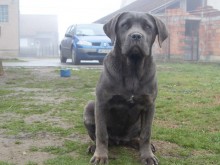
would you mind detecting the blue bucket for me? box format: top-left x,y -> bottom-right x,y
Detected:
60,69 -> 71,77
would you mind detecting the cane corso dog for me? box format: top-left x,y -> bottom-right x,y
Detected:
84,12 -> 168,165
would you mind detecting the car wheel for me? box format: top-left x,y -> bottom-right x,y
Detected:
99,60 -> 103,65
60,49 -> 67,63
72,49 -> 80,65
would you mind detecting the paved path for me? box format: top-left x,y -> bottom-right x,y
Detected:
2,58 -> 103,69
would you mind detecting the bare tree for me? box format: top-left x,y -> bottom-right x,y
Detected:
0,60 -> 4,76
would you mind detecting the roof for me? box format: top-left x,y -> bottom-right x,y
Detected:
95,0 -> 177,23
190,6 -> 220,17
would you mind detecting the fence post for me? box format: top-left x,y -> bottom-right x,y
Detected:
0,60 -> 4,76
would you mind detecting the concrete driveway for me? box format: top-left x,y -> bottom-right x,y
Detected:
2,57 -> 103,69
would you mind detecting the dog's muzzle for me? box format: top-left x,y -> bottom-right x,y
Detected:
130,32 -> 143,41
122,32 -> 148,58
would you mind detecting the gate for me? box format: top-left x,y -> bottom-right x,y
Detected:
184,19 -> 200,61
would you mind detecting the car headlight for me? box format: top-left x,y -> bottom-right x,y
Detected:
77,40 -> 92,46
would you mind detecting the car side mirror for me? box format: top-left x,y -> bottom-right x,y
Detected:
65,33 -> 73,38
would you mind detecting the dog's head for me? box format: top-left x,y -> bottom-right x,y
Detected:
103,12 -> 168,59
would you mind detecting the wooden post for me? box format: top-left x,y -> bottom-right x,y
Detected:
0,60 -> 4,76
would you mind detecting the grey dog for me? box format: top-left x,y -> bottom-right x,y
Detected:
84,12 -> 168,165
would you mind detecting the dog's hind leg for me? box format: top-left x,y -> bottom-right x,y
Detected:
84,101 -> 96,141
83,101 -> 96,154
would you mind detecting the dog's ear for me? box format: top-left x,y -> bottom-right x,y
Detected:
151,15 -> 168,47
103,12 -> 127,43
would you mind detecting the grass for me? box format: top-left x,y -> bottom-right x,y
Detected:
0,62 -> 220,164
1,58 -> 26,62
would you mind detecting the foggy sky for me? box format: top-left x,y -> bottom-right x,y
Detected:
19,0 -> 220,40
19,0 -> 121,39
208,0 -> 220,9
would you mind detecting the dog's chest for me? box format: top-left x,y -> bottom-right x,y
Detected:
106,94 -> 151,128
108,94 -> 150,112
122,76 -> 140,93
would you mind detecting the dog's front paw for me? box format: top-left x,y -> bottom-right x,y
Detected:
90,152 -> 108,165
141,154 -> 158,165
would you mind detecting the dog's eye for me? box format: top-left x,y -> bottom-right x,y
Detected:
122,23 -> 130,29
143,24 -> 151,30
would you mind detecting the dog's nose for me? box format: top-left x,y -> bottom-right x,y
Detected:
130,33 -> 142,41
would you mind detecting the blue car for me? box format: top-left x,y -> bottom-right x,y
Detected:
60,24 -> 113,65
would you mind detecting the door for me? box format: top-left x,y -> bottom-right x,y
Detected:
184,20 -> 200,61
61,25 -> 74,58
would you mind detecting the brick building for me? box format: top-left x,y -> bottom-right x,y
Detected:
0,0 -> 19,58
95,0 -> 220,62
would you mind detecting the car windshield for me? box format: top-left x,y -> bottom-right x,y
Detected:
76,24 -> 106,36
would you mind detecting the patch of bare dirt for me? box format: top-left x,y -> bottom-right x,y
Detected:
213,95 -> 220,105
153,140 -> 182,157
154,119 -> 180,129
0,67 -> 84,164
191,149 -> 213,156
23,94 -> 76,106
24,112 -> 73,129
0,112 -> 85,164
67,133 -> 90,143
0,132 -> 63,165
0,112 -> 22,123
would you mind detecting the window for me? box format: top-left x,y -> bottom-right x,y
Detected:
69,25 -> 75,35
185,20 -> 200,36
0,5 -> 9,22
186,0 -> 203,12
65,26 -> 72,34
